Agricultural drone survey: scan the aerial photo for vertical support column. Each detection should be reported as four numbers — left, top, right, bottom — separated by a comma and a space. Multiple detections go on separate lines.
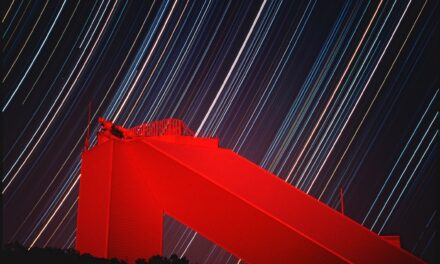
76, 141, 114, 258
106, 140, 163, 263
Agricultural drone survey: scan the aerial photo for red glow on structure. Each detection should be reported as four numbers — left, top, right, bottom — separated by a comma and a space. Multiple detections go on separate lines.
76, 118, 423, 263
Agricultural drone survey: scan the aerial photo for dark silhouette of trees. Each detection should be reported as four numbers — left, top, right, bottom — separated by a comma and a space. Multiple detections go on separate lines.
136, 254, 189, 264
1, 243, 189, 264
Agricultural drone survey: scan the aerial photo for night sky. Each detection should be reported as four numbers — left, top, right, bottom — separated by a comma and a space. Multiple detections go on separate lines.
2, 0, 439, 263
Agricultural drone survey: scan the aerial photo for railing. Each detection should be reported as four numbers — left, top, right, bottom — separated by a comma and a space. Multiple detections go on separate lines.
129, 118, 195, 137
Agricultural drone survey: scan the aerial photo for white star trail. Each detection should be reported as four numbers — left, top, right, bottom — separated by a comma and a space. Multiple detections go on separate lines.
2, 0, 67, 112
2, 0, 49, 82
3, 0, 119, 192
378, 129, 438, 234
2, 0, 15, 23
284, 0, 383, 183
195, 0, 268, 136
363, 88, 438, 226
371, 112, 438, 231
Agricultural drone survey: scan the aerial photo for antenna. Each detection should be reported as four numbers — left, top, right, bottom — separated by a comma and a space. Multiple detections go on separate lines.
84, 102, 91, 150
339, 187, 345, 215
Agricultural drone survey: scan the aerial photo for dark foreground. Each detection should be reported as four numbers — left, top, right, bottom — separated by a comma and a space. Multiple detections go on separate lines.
1, 243, 189, 264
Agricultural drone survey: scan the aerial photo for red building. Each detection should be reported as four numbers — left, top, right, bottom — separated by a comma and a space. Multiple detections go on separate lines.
76, 118, 422, 263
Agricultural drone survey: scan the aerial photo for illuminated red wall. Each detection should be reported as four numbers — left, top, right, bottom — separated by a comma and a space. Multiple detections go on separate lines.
76, 134, 423, 263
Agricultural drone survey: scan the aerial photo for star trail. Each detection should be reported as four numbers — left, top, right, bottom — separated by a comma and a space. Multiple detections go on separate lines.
2, 0, 439, 263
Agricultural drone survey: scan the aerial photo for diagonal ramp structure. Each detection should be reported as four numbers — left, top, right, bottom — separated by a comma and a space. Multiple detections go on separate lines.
76, 118, 423, 264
